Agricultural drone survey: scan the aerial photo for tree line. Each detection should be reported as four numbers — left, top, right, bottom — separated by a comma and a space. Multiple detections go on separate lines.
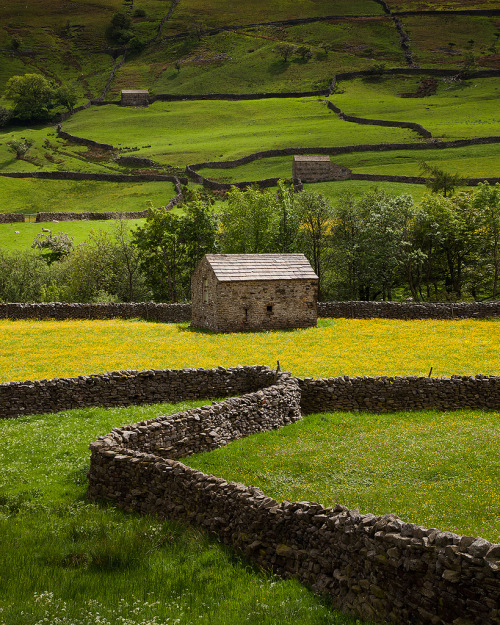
1, 181, 499, 304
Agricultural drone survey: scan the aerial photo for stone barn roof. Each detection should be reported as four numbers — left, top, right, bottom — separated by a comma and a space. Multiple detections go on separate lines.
204, 254, 318, 281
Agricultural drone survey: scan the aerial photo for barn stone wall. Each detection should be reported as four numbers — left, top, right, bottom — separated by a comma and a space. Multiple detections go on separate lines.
213, 279, 317, 332
292, 157, 351, 182
120, 90, 149, 106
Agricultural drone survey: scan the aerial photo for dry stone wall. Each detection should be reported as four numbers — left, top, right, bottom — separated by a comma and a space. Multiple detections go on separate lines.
0, 213, 24, 223
317, 300, 500, 319
1, 301, 499, 322
0, 365, 276, 420
0, 302, 191, 322
85, 369, 500, 625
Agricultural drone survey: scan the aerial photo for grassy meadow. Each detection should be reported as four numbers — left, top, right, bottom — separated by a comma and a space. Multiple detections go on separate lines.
0, 219, 147, 253
0, 317, 498, 383
188, 408, 500, 542
197, 144, 499, 182
62, 98, 417, 167
0, 400, 359, 625
332, 76, 500, 139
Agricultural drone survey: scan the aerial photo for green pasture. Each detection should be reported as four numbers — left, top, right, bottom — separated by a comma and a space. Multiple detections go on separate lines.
333, 143, 500, 177
332, 76, 500, 139
0, 125, 116, 174
188, 408, 500, 542
197, 143, 499, 182
0, 219, 146, 253
0, 176, 175, 215
0, 400, 357, 625
0, 318, 498, 383
303, 179, 431, 202
389, 0, 500, 12
63, 99, 417, 166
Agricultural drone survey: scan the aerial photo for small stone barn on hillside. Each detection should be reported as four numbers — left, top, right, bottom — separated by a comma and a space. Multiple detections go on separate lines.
191, 254, 318, 332
121, 90, 149, 106
292, 155, 351, 182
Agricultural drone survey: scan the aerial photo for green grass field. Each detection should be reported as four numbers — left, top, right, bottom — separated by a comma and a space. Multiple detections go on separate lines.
62, 99, 417, 166
197, 144, 499, 183
0, 219, 146, 253
332, 76, 500, 139
0, 400, 359, 625
188, 408, 500, 542
0, 176, 175, 214
0, 318, 498, 383
403, 15, 500, 69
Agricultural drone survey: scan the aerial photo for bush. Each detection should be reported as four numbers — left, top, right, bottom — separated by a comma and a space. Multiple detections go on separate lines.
0, 107, 12, 127
133, 8, 146, 17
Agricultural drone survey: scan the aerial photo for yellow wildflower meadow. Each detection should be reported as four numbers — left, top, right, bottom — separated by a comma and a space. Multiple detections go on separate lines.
0, 317, 498, 382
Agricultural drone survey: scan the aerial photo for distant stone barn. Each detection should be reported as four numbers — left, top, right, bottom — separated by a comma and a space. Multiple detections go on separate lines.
292, 155, 351, 182
120, 90, 149, 106
191, 254, 318, 332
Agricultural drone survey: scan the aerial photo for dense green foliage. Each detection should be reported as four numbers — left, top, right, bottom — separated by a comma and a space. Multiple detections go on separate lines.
1, 183, 499, 303
4, 73, 76, 121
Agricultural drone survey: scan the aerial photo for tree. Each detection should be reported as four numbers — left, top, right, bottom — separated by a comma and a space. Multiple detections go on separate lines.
295, 191, 333, 299
0, 107, 12, 127
218, 186, 277, 254
420, 161, 462, 198
471, 182, 500, 299
276, 43, 296, 62
296, 46, 312, 61
107, 12, 133, 44
7, 139, 33, 159
415, 192, 481, 299
55, 85, 77, 112
61, 230, 124, 302
132, 201, 217, 302
32, 230, 74, 265
4, 74, 56, 121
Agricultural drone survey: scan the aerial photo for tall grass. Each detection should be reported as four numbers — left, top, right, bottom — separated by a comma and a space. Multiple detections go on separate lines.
0, 318, 498, 383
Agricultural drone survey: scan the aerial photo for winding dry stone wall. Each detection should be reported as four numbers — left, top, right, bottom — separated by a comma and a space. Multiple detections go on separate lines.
0, 365, 276, 420
84, 368, 500, 625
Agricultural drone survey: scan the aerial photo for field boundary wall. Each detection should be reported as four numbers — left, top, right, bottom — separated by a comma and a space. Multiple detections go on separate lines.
186, 136, 500, 189
77, 367, 500, 625
1, 301, 500, 321
0, 171, 187, 184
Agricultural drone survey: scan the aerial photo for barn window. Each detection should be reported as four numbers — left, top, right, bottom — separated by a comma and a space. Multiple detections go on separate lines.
203, 278, 209, 304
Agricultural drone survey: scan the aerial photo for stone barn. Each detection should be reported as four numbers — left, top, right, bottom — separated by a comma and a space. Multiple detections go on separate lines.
120, 89, 149, 106
191, 254, 318, 332
292, 155, 351, 182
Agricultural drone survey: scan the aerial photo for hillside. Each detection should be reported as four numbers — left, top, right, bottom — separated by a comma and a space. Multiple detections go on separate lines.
0, 0, 499, 214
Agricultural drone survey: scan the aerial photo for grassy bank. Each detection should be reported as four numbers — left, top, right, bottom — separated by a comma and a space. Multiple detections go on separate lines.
0, 401, 357, 625
0, 318, 498, 383
188, 408, 500, 542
